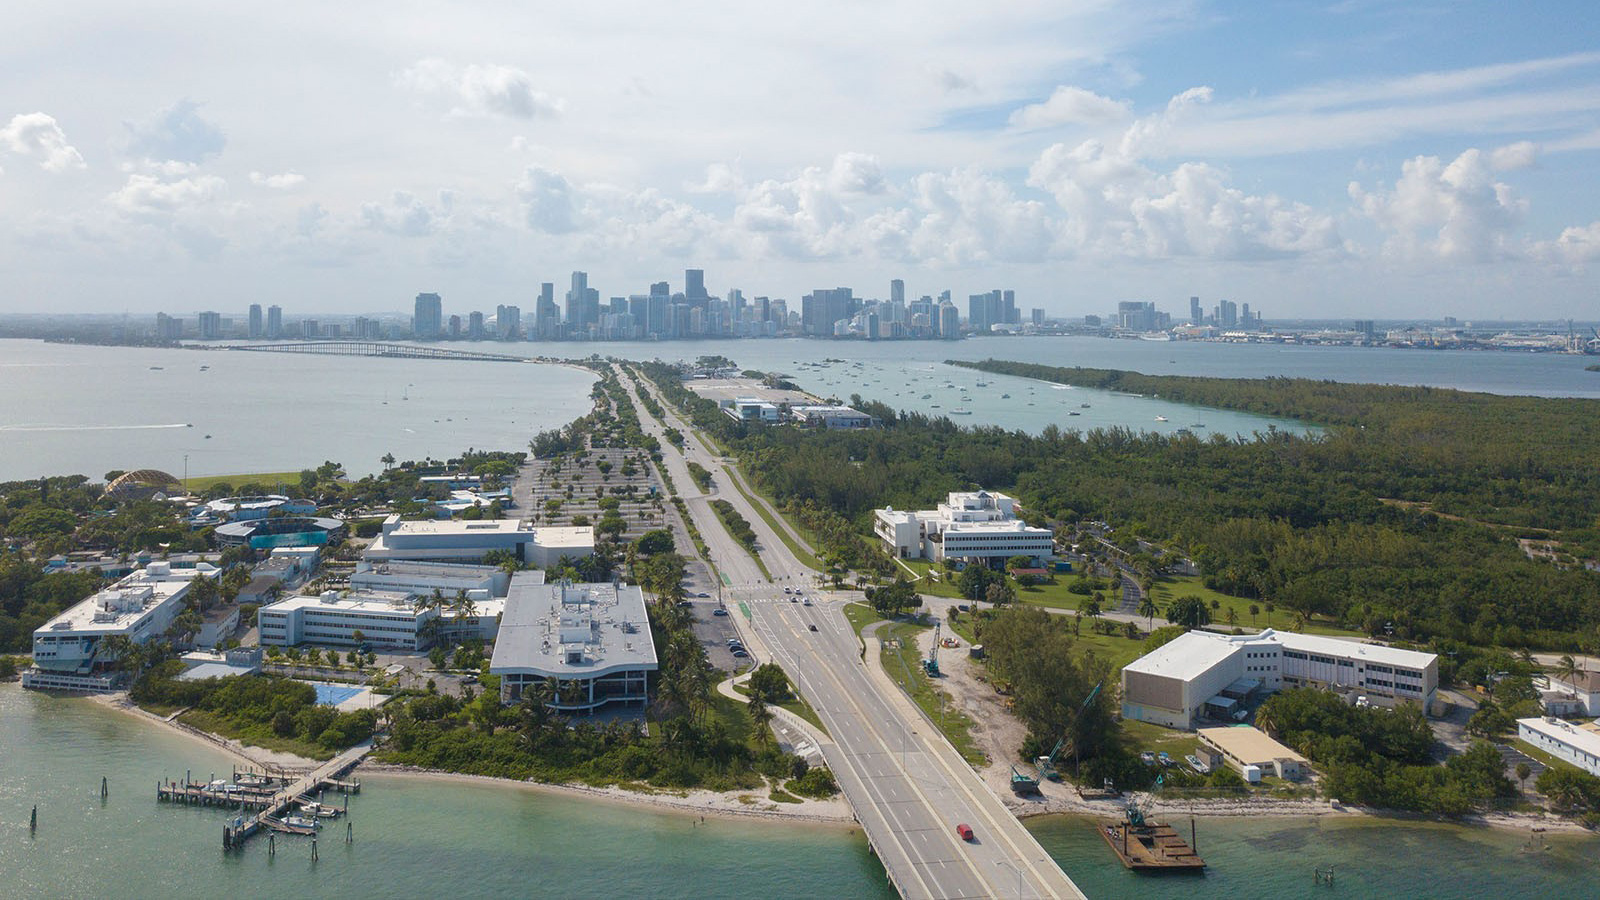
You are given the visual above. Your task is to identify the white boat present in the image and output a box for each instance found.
[951,408,973,415]
[1154,416,1169,422]
[280,815,322,831]
[1185,754,1210,774]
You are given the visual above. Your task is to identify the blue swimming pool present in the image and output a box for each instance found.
[312,683,362,706]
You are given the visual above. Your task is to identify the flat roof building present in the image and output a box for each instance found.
[875,490,1053,563]
[790,404,873,429]
[202,495,318,521]
[364,515,593,568]
[349,560,510,598]
[1121,628,1438,730]
[1518,717,1600,778]
[25,562,218,692]
[1197,725,1309,780]
[490,574,657,713]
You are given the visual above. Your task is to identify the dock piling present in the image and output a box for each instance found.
[345,820,353,844]
[101,776,109,800]
[30,804,37,833]
[311,834,318,861]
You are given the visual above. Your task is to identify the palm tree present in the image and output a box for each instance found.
[748,694,773,748]
[1138,596,1157,629]
[1249,604,1260,627]
[1553,654,1580,689]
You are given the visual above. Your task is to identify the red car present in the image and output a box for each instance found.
[956,823,975,842]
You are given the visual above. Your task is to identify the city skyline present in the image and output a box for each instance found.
[3,3,1600,318]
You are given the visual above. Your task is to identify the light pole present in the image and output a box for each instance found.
[993,860,1024,898]
[183,454,188,493]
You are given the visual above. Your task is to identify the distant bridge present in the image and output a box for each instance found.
[228,341,531,363]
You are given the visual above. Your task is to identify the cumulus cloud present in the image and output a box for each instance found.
[1,112,86,171]
[124,100,225,164]
[1350,148,1527,261]
[107,172,226,216]
[1488,140,1538,171]
[249,170,305,189]
[516,166,581,233]
[687,162,742,194]
[360,190,445,237]
[397,59,564,120]
[1008,86,1130,130]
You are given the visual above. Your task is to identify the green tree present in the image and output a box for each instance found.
[1166,595,1211,630]
[748,663,792,704]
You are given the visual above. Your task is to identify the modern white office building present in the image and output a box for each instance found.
[258,582,517,650]
[349,560,510,598]
[790,405,873,429]
[1517,717,1600,778]
[490,574,657,713]
[202,495,318,521]
[24,562,218,692]
[874,490,1053,563]
[1121,628,1439,730]
[364,515,593,567]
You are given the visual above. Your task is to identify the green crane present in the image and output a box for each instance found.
[1037,680,1102,781]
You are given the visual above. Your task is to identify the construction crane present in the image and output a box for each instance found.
[1037,680,1103,781]
[1125,774,1163,829]
[922,622,941,676]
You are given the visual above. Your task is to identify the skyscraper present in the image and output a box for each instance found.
[566,271,589,326]
[468,310,485,340]
[1190,296,1202,324]
[248,303,263,339]
[266,304,282,339]
[496,304,521,339]
[890,279,905,305]
[414,292,443,340]
[685,269,707,302]
[197,311,223,340]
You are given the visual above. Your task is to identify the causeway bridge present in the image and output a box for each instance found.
[228,341,532,363]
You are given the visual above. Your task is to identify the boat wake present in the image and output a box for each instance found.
[0,423,192,433]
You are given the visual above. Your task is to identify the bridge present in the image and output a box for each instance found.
[228,341,532,363]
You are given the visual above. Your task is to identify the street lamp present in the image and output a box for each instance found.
[993,860,1024,898]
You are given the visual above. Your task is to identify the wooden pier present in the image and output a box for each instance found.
[157,741,371,850]
[1100,819,1207,872]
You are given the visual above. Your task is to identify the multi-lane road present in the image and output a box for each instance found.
[616,367,1084,899]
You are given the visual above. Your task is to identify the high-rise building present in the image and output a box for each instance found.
[448,315,462,339]
[685,269,707,302]
[1190,296,1202,324]
[1117,301,1157,332]
[414,293,443,340]
[248,304,263,339]
[1031,308,1045,326]
[496,304,521,340]
[1002,290,1018,325]
[890,279,905,305]
[266,305,283,339]
[197,311,223,340]
[968,291,1002,333]
[1241,303,1253,327]
[1355,319,1376,340]
[468,311,486,340]
[566,271,589,326]
[300,318,319,338]
[937,301,960,339]
[154,313,181,341]
[1217,299,1238,328]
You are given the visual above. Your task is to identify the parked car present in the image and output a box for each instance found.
[1140,751,1157,766]
[696,592,710,598]
[784,587,793,594]
[808,624,818,632]
[731,649,749,658]
[712,608,728,616]
[956,823,975,842]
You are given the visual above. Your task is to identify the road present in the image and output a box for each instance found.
[617,366,1084,900]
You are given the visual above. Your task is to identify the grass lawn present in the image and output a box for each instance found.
[880,621,987,766]
[724,472,825,571]
[892,557,964,600]
[842,601,883,637]
[732,681,829,737]
[181,471,310,492]
[178,709,335,761]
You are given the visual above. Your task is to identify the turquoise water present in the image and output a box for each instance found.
[0,685,893,898]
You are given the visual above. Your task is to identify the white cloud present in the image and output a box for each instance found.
[1008,86,1130,130]
[108,172,225,216]
[1537,221,1600,266]
[397,59,564,120]
[124,100,225,164]
[1488,141,1538,171]
[1350,148,1527,261]
[516,166,580,233]
[249,171,305,189]
[1,112,85,172]
[360,190,446,237]
[687,162,742,194]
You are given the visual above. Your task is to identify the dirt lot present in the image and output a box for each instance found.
[683,376,817,406]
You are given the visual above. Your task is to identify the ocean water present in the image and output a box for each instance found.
[5,684,1595,898]
[0,340,597,483]
[0,685,892,899]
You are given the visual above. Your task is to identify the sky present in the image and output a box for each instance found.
[3,1,1600,321]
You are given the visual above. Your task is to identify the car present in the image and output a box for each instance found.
[808,624,818,632]
[802,598,812,606]
[789,596,798,603]
[696,592,710,598]
[731,649,749,658]
[726,640,743,648]
[1158,752,1174,767]
[956,823,975,842]
[712,608,728,617]
[957,604,970,612]
[677,600,693,607]
[1140,751,1157,766]
[783,587,793,594]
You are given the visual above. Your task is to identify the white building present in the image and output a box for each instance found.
[874,490,1053,563]
[202,495,317,521]
[490,575,657,713]
[1518,717,1600,778]
[1542,671,1600,717]
[364,515,593,568]
[1121,628,1439,730]
[349,560,510,598]
[722,397,781,423]
[790,404,873,429]
[24,562,218,692]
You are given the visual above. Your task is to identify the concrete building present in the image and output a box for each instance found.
[213,515,346,549]
[259,590,443,650]
[202,495,318,522]
[1121,628,1439,730]
[364,515,593,567]
[790,405,873,429]
[723,397,782,423]
[1517,717,1600,778]
[874,490,1053,564]
[414,292,443,340]
[349,560,510,599]
[1197,726,1309,781]
[1542,671,1600,717]
[490,576,657,713]
[24,562,219,692]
